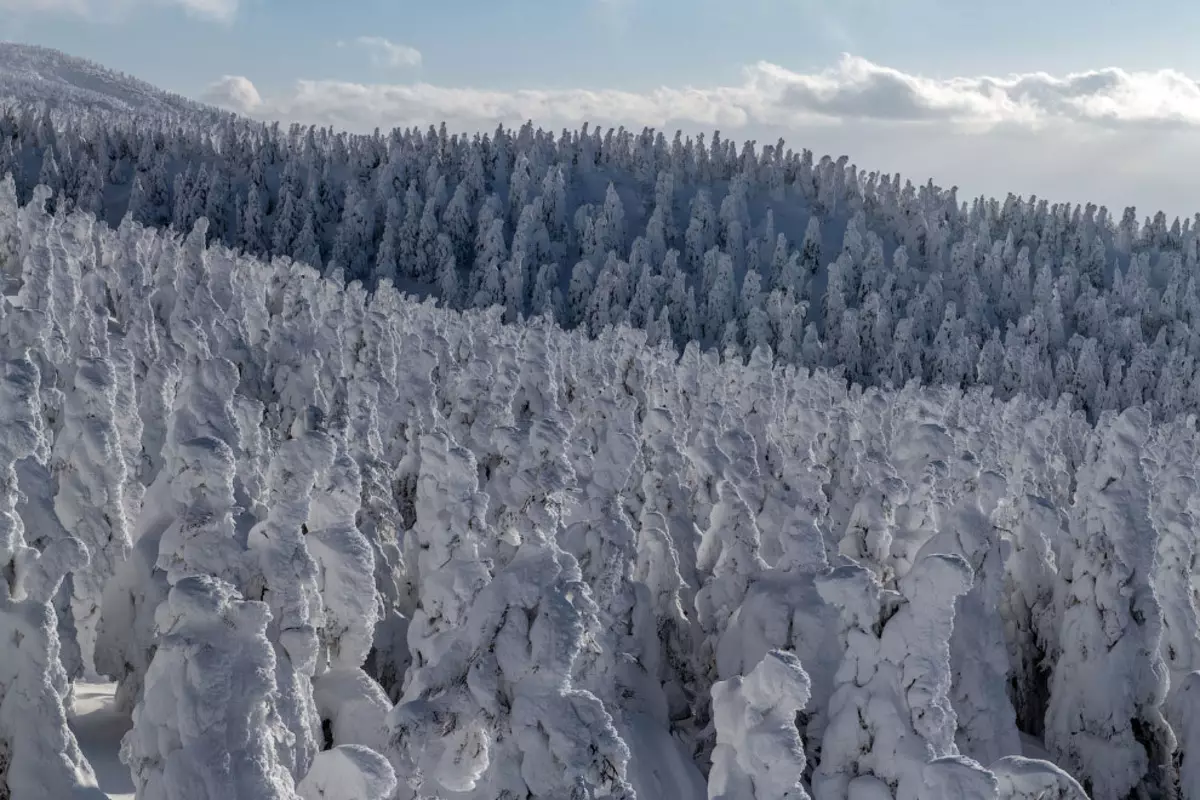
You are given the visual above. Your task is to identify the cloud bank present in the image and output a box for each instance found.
[202,55,1200,134]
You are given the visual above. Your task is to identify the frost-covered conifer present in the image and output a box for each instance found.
[709,650,813,800]
[38,147,61,198]
[635,406,695,711]
[1143,419,1200,734]
[4,300,77,676]
[835,438,901,579]
[553,386,667,733]
[391,440,635,800]
[308,442,380,673]
[810,564,892,800]
[121,576,301,800]
[240,182,268,254]
[1046,408,1177,800]
[54,341,129,679]
[331,182,373,280]
[694,475,767,644]
[129,288,178,486]
[914,454,1021,765]
[0,174,19,273]
[404,428,491,674]
[997,494,1060,736]
[153,355,246,586]
[292,208,322,268]
[0,351,97,800]
[311,666,392,757]
[97,302,240,710]
[349,379,413,701]
[885,553,976,773]
[813,554,974,800]
[111,338,146,527]
[247,406,335,780]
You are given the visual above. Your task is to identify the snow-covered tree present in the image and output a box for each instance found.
[308,442,380,673]
[1046,408,1176,800]
[709,650,813,800]
[813,553,974,800]
[121,575,302,800]
[0,351,96,800]
[54,345,129,678]
[392,421,635,799]
[246,405,335,780]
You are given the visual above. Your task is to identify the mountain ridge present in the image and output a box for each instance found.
[0,41,229,121]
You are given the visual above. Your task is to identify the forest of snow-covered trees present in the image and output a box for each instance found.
[4,56,1200,798]
[9,95,1200,423]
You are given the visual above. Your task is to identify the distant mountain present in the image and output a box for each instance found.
[0,42,228,120]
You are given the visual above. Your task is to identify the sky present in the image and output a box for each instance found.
[2,0,1200,217]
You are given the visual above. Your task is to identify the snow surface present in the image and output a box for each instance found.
[0,42,225,120]
[69,683,133,800]
[619,712,708,800]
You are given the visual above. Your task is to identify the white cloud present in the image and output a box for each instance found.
[202,56,1200,134]
[200,55,1200,216]
[0,0,236,21]
[338,36,422,69]
[201,74,261,113]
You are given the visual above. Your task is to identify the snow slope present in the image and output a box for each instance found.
[0,42,226,121]
[70,684,133,800]
[619,713,708,800]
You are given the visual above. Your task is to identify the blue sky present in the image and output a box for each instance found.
[2,0,1192,99]
[4,0,1200,216]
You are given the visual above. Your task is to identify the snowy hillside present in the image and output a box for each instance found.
[0,42,226,121]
